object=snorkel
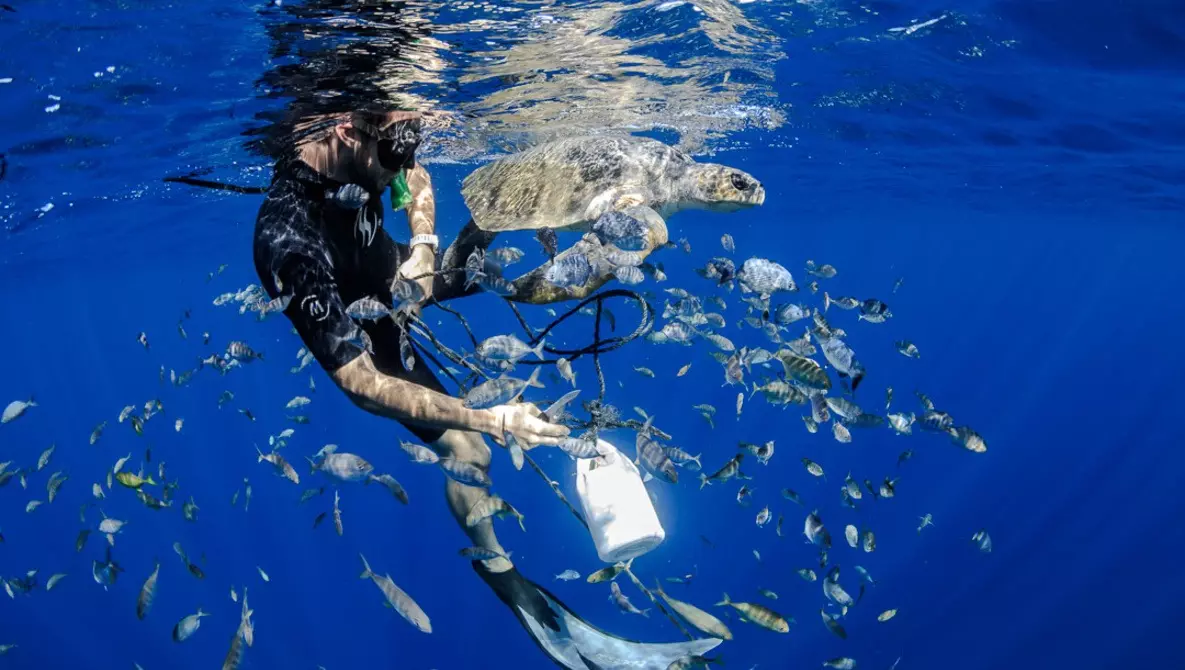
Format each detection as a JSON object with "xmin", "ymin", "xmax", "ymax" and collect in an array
[{"xmin": 389, "ymin": 170, "xmax": 412, "ymax": 211}]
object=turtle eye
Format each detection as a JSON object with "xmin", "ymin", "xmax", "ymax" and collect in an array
[{"xmin": 730, "ymin": 173, "xmax": 750, "ymax": 191}]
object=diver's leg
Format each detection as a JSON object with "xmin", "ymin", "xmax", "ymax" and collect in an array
[{"xmin": 430, "ymin": 428, "xmax": 514, "ymax": 573}]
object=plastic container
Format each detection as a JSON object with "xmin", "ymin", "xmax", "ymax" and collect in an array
[{"xmin": 575, "ymin": 439, "xmax": 666, "ymax": 563}]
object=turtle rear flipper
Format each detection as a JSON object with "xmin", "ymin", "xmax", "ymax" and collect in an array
[{"xmin": 509, "ymin": 207, "xmax": 667, "ymax": 305}]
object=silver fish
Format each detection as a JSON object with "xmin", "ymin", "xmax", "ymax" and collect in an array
[
  {"xmin": 543, "ymin": 253, "xmax": 594, "ymax": 288},
  {"xmin": 358, "ymin": 554, "xmax": 432, "ymax": 633},
  {"xmin": 439, "ymin": 458, "xmax": 491, "ymax": 488},
  {"xmin": 368, "ymin": 473, "xmax": 409, "ymax": 504},
  {"xmin": 738, "ymin": 258, "xmax": 796, "ymax": 295},
  {"xmin": 609, "ymin": 581, "xmax": 649, "ymax": 617},
  {"xmin": 477, "ymin": 335, "xmax": 545, "ymax": 363},
  {"xmin": 400, "ymin": 441, "xmax": 440, "ymax": 465},
  {"xmin": 462, "ymin": 368, "xmax": 543, "ymax": 410},
  {"xmin": 613, "ymin": 265, "xmax": 646, "ymax": 285},
  {"xmin": 593, "ymin": 210, "xmax": 650, "ymax": 252}
]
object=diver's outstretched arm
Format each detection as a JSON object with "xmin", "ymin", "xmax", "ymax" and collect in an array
[{"xmin": 331, "ymin": 353, "xmax": 568, "ymax": 447}]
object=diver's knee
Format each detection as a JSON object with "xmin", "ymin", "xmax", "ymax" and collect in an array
[{"xmin": 435, "ymin": 429, "xmax": 492, "ymax": 470}]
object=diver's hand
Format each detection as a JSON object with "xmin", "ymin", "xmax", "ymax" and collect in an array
[
  {"xmin": 490, "ymin": 403, "xmax": 569, "ymax": 449},
  {"xmin": 397, "ymin": 244, "xmax": 435, "ymax": 303}
]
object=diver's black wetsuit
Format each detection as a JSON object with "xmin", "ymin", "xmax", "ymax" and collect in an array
[{"xmin": 253, "ymin": 156, "xmax": 462, "ymax": 442}]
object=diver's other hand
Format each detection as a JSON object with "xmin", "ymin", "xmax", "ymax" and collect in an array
[
  {"xmin": 398, "ymin": 244, "xmax": 435, "ymax": 303},
  {"xmin": 490, "ymin": 403, "xmax": 569, "ymax": 449}
]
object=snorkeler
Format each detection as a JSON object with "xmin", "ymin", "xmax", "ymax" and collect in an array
[{"xmin": 253, "ymin": 108, "xmax": 716, "ymax": 669}]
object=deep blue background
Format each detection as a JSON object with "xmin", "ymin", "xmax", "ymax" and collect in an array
[{"xmin": 2, "ymin": 1, "xmax": 1184, "ymax": 669}]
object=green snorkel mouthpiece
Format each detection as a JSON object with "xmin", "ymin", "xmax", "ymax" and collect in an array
[{"xmin": 390, "ymin": 170, "xmax": 412, "ymax": 211}]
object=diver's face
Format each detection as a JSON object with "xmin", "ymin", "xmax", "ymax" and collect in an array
[{"xmin": 337, "ymin": 127, "xmax": 394, "ymax": 193}]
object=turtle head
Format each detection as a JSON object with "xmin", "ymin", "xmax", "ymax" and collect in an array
[{"xmin": 682, "ymin": 164, "xmax": 765, "ymax": 213}]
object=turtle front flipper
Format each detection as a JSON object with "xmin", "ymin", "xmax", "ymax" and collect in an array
[{"xmin": 508, "ymin": 206, "xmax": 668, "ymax": 305}]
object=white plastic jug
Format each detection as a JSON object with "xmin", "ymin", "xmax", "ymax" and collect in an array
[{"xmin": 575, "ymin": 439, "xmax": 666, "ymax": 563}]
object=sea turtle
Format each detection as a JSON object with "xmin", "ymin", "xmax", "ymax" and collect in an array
[
  {"xmin": 460, "ymin": 136, "xmax": 765, "ymax": 303},
  {"xmin": 461, "ymin": 135, "xmax": 765, "ymax": 234}
]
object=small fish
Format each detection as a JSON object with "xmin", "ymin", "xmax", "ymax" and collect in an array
[
  {"xmin": 797, "ymin": 569, "xmax": 817, "ymax": 582},
  {"xmin": 462, "ymin": 367, "xmax": 543, "ymax": 410},
  {"xmin": 92, "ymin": 546, "xmax": 124, "ymax": 590},
  {"xmin": 556, "ymin": 358, "xmax": 577, "ymax": 387},
  {"xmin": 853, "ymin": 565, "xmax": 876, "ymax": 586},
  {"xmin": 285, "ymin": 396, "xmax": 311, "ymax": 410},
  {"xmin": 802, "ymin": 458, "xmax": 825, "ymax": 479},
  {"xmin": 115, "ymin": 471, "xmax": 155, "ymax": 490},
  {"xmin": 700, "ymin": 454, "xmax": 745, "ymax": 489},
  {"xmin": 805, "ymin": 260, "xmax": 837, "ymax": 279},
  {"xmin": 358, "ymin": 554, "xmax": 432, "ymax": 633},
  {"xmin": 676, "ymin": 363, "xmax": 692, "ymax": 377},
  {"xmin": 972, "ymin": 529, "xmax": 993, "ymax": 553},
  {"xmin": 781, "ymin": 488, "xmax": 803, "ymax": 505},
  {"xmin": 137, "ymin": 332, "xmax": 150, "ymax": 350},
  {"xmin": 459, "ymin": 546, "xmax": 510, "ymax": 561},
  {"xmin": 614, "ymin": 265, "xmax": 645, "ymax": 285},
  {"xmin": 821, "ymin": 609, "xmax": 847, "ymax": 639},
  {"xmin": 715, "ymin": 593, "xmax": 790, "ymax": 633},
  {"xmin": 172, "ymin": 608, "xmax": 210, "ymax": 642},
  {"xmin": 736, "ymin": 485, "xmax": 754, "ymax": 507},
  {"xmin": 544, "ymin": 252, "xmax": 594, "ymax": 288},
  {"xmin": 721, "ymin": 234, "xmax": 735, "ymax": 253},
  {"xmin": 368, "ymin": 474, "xmax": 409, "ymax": 505},
  {"xmin": 863, "ymin": 529, "xmax": 876, "ymax": 552},
  {"xmin": 46, "ymin": 471, "xmax": 67, "ymax": 502},
  {"xmin": 845, "ymin": 525, "xmax": 859, "ymax": 548},
  {"xmin": 634, "ymin": 366, "xmax": 656, "ymax": 378},
  {"xmin": 182, "ymin": 497, "xmax": 199, "ymax": 522},
  {"xmin": 805, "ymin": 510, "xmax": 831, "ymax": 549},
  {"xmin": 90, "ymin": 422, "xmax": 107, "ymax": 445},
  {"xmin": 439, "ymin": 457, "xmax": 492, "ymax": 488},
  {"xmin": 477, "ymin": 335, "xmax": 546, "ymax": 363},
  {"xmin": 609, "ymin": 581, "xmax": 649, "ymax": 616},
  {"xmin": 823, "ymin": 657, "xmax": 857, "ymax": 670},
  {"xmin": 917, "ymin": 513, "xmax": 934, "ymax": 534},
  {"xmin": 75, "ymin": 530, "xmax": 90, "ymax": 552},
  {"xmin": 137, "ymin": 562, "xmax": 160, "ymax": 619},
  {"xmin": 859, "ymin": 298, "xmax": 891, "ymax": 323},
  {"xmin": 491, "ymin": 246, "xmax": 525, "ymax": 265},
  {"xmin": 776, "ymin": 351, "xmax": 830, "ymax": 391},
  {"xmin": 587, "ymin": 563, "xmax": 628, "ymax": 584},
  {"xmin": 333, "ymin": 490, "xmax": 344, "ymax": 536},
  {"xmin": 738, "ymin": 258, "xmax": 796, "ymax": 295},
  {"xmin": 888, "ymin": 413, "xmax": 915, "ymax": 435},
  {"xmin": 256, "ymin": 566, "xmax": 269, "ymax": 582},
  {"xmin": 226, "ymin": 341, "xmax": 262, "ymax": 362},
  {"xmin": 2, "ymin": 398, "xmax": 37, "ymax": 424},
  {"xmin": 878, "ymin": 609, "xmax": 897, "ymax": 622},
  {"xmin": 655, "ymin": 583, "xmax": 731, "ymax": 640},
  {"xmin": 536, "ymin": 227, "xmax": 559, "ymax": 261},
  {"xmin": 756, "ymin": 506, "xmax": 771, "ymax": 526},
  {"xmin": 555, "ymin": 570, "xmax": 581, "ymax": 581},
  {"xmin": 46, "ymin": 573, "xmax": 67, "ymax": 591},
  {"xmin": 833, "ymin": 422, "xmax": 852, "ymax": 443}
]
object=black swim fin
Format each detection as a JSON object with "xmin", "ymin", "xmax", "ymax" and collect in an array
[{"xmin": 473, "ymin": 561, "xmax": 722, "ymax": 670}]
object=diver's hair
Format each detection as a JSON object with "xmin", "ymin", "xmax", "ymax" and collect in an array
[{"xmin": 292, "ymin": 109, "xmax": 422, "ymax": 146}]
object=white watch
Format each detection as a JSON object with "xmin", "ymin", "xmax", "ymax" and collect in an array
[{"xmin": 408, "ymin": 234, "xmax": 439, "ymax": 251}]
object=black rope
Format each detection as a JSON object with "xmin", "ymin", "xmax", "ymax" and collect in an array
[{"xmin": 163, "ymin": 175, "xmax": 268, "ymax": 194}]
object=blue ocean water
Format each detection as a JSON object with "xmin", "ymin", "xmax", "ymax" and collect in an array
[{"xmin": 2, "ymin": 1, "xmax": 1184, "ymax": 669}]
